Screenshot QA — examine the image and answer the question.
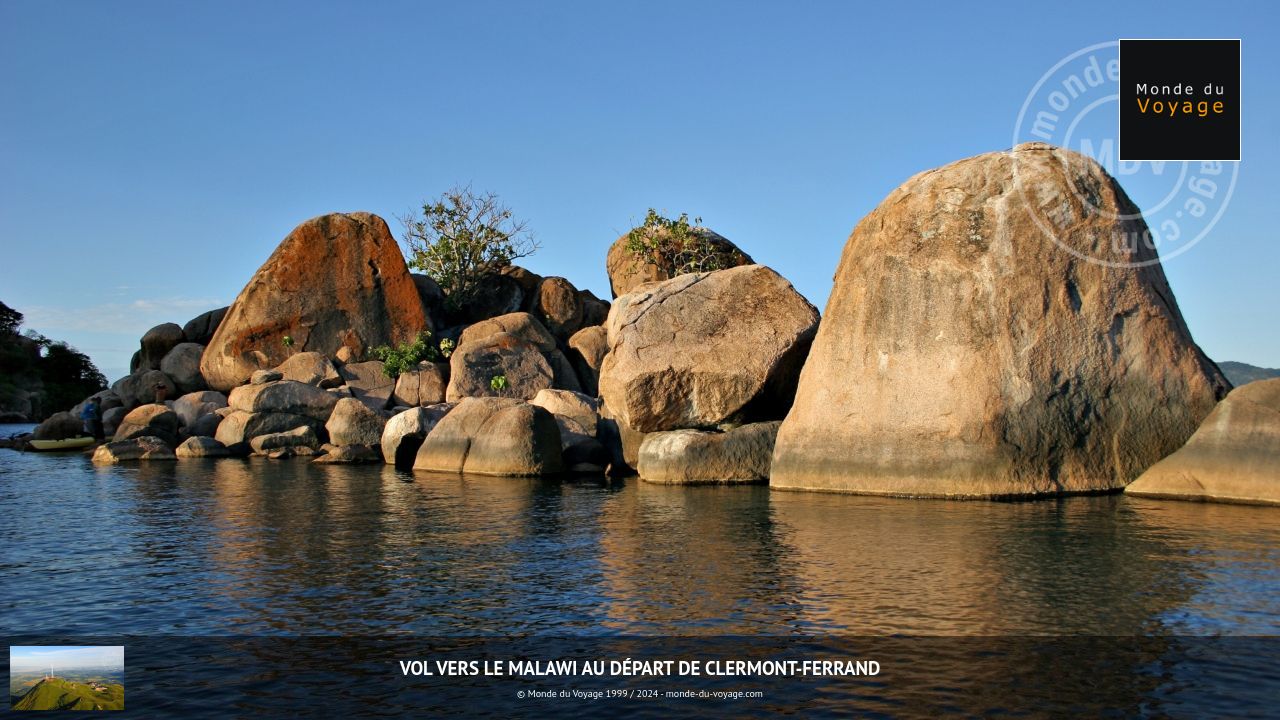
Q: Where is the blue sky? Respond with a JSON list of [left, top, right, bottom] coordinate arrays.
[[9, 645, 124, 671], [2, 0, 1276, 382]]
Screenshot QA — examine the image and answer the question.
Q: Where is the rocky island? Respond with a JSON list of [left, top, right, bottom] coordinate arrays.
[[11, 143, 1278, 506]]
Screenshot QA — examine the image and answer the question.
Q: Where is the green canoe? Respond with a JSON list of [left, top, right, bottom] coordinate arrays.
[[27, 436, 96, 451]]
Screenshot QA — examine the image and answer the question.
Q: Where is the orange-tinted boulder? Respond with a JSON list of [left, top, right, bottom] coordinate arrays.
[[200, 213, 429, 391]]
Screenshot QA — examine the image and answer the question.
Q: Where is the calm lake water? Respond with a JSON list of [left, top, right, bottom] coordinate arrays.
[[2, 422, 1278, 717]]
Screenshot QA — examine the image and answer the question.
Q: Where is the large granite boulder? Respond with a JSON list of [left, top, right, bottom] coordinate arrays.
[[160, 342, 206, 394], [531, 276, 584, 340], [567, 325, 608, 397], [200, 212, 429, 391], [452, 272, 525, 324], [1126, 379, 1280, 505], [338, 360, 395, 411], [92, 436, 176, 463], [214, 409, 322, 447], [457, 312, 557, 352], [529, 389, 598, 437], [102, 407, 127, 437], [637, 421, 780, 484], [326, 397, 387, 447], [113, 404, 180, 446], [32, 411, 84, 440], [274, 352, 342, 388], [600, 264, 819, 432], [139, 323, 185, 371], [250, 425, 321, 454], [392, 362, 449, 407], [771, 143, 1231, 499], [181, 306, 228, 346], [112, 369, 177, 409], [381, 403, 453, 469], [413, 397, 562, 476], [446, 332, 554, 402], [228, 380, 338, 422], [578, 289, 610, 328], [173, 391, 228, 428], [176, 436, 231, 458], [605, 225, 752, 298]]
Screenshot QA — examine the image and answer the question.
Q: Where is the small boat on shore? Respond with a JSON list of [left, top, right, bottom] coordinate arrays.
[[27, 436, 96, 452]]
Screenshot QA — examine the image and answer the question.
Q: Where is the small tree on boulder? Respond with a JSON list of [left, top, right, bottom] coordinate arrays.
[[399, 186, 539, 314]]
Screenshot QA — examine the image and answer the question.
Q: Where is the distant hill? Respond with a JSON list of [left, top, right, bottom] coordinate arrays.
[[1218, 361, 1280, 388], [10, 677, 123, 711]]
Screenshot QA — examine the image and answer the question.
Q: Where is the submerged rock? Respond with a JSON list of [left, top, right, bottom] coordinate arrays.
[[176, 436, 231, 458], [1126, 379, 1280, 505], [600, 264, 819, 432], [200, 212, 428, 391], [770, 143, 1230, 499], [638, 421, 780, 484], [92, 436, 176, 463], [326, 397, 387, 447], [413, 397, 562, 476], [382, 404, 453, 469]]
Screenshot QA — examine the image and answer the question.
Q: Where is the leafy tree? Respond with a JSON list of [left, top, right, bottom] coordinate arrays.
[[626, 209, 741, 277], [399, 186, 538, 312], [0, 300, 106, 419]]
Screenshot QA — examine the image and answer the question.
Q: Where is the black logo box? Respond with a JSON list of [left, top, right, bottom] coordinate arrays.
[[1119, 39, 1240, 161]]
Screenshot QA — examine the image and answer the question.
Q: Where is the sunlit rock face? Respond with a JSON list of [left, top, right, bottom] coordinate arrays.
[[771, 143, 1229, 498]]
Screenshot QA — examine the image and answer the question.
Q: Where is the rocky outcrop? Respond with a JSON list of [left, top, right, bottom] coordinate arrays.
[[113, 404, 180, 446], [392, 362, 449, 407], [413, 397, 562, 476], [200, 212, 428, 391], [1126, 379, 1280, 505], [181, 307, 228, 346], [274, 352, 342, 388], [600, 264, 819, 432], [326, 397, 386, 447], [92, 436, 176, 463], [637, 421, 779, 484], [338, 361, 395, 411], [382, 404, 453, 469], [228, 380, 338, 422], [771, 143, 1230, 499], [606, 226, 752, 298], [446, 332, 554, 402], [139, 323, 185, 371], [160, 343, 206, 394], [176, 436, 232, 458]]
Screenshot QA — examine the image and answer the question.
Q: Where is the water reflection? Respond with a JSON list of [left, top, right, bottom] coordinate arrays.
[[0, 451, 1277, 638]]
